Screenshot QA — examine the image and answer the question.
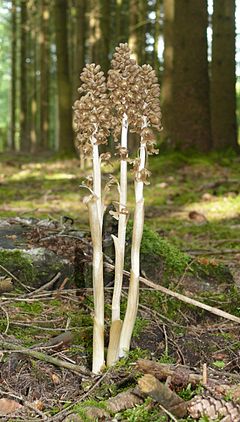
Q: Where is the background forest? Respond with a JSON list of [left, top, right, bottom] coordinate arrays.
[[0, 0, 239, 155]]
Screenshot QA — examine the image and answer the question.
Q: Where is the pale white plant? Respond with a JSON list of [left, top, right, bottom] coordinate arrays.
[[73, 46, 162, 372]]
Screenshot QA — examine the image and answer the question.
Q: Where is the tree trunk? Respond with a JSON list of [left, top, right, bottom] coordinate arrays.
[[20, 0, 29, 151], [39, 0, 50, 150], [114, 0, 129, 46], [28, 0, 38, 153], [10, 0, 17, 151], [88, 0, 101, 63], [128, 0, 138, 61], [72, 0, 86, 101], [153, 0, 161, 78], [99, 0, 110, 73], [162, 0, 212, 152], [54, 0, 75, 154], [211, 0, 238, 150]]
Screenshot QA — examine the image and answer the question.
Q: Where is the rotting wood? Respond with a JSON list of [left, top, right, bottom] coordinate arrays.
[[137, 374, 187, 418]]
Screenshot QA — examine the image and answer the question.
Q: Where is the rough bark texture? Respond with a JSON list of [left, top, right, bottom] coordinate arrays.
[[10, 0, 17, 151], [20, 0, 29, 151], [211, 0, 238, 150], [72, 0, 86, 102], [40, 0, 50, 150], [162, 0, 212, 151], [54, 0, 75, 154]]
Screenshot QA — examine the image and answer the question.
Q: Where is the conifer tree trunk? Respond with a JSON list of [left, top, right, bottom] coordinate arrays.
[[72, 0, 86, 102], [153, 0, 161, 78], [39, 0, 50, 150], [28, 0, 38, 152], [211, 0, 238, 150], [99, 0, 110, 73], [10, 0, 17, 150], [162, 0, 212, 151], [20, 0, 29, 151], [129, 0, 138, 61], [114, 0, 129, 45], [88, 0, 101, 63], [54, 0, 75, 154]]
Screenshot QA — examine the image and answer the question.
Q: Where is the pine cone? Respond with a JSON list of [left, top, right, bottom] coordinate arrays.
[[188, 395, 240, 421]]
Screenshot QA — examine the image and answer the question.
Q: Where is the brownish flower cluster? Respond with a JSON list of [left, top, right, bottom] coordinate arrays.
[[107, 43, 143, 141], [73, 63, 111, 157]]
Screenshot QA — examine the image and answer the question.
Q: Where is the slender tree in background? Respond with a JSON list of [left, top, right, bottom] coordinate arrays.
[[99, 0, 111, 73], [10, 0, 17, 150], [114, 0, 129, 46], [39, 0, 50, 149], [128, 0, 138, 61], [137, 0, 147, 64], [162, 0, 212, 151], [27, 0, 38, 152], [20, 0, 29, 151], [54, 0, 74, 154], [153, 0, 161, 78], [88, 0, 101, 63], [72, 0, 86, 102], [211, 0, 238, 150]]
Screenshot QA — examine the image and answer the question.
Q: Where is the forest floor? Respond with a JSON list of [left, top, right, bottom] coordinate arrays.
[[0, 151, 240, 421]]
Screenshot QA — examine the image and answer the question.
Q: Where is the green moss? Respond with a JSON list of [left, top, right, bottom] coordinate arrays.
[[126, 222, 190, 276], [14, 301, 43, 314], [0, 249, 36, 285]]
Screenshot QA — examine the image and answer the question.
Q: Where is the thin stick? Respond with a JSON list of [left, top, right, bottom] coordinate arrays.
[[49, 369, 111, 422], [0, 306, 10, 334], [105, 263, 240, 324], [158, 403, 178, 422], [26, 272, 61, 297], [0, 264, 32, 292], [0, 388, 48, 420], [0, 340, 91, 376]]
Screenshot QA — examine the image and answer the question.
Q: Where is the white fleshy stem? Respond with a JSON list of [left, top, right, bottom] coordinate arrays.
[[91, 131, 102, 227], [107, 113, 128, 366], [86, 195, 105, 374], [118, 117, 147, 357], [88, 128, 105, 374]]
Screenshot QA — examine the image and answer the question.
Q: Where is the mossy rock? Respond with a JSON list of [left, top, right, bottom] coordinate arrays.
[[125, 222, 234, 295], [0, 247, 74, 289]]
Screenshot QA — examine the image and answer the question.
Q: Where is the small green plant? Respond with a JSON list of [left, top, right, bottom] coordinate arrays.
[[73, 43, 161, 373], [212, 360, 225, 369]]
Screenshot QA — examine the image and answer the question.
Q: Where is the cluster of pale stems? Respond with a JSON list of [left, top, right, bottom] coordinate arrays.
[[73, 43, 162, 374]]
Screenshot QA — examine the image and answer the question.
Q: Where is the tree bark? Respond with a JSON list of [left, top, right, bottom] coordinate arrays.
[[39, 0, 50, 150], [20, 0, 29, 151], [211, 0, 238, 150], [10, 0, 17, 151], [72, 0, 86, 102], [54, 0, 75, 154], [162, 0, 212, 152]]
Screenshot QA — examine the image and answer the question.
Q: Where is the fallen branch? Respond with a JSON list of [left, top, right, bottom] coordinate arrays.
[[0, 339, 91, 377], [104, 263, 240, 324], [137, 374, 186, 419], [26, 272, 61, 297]]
